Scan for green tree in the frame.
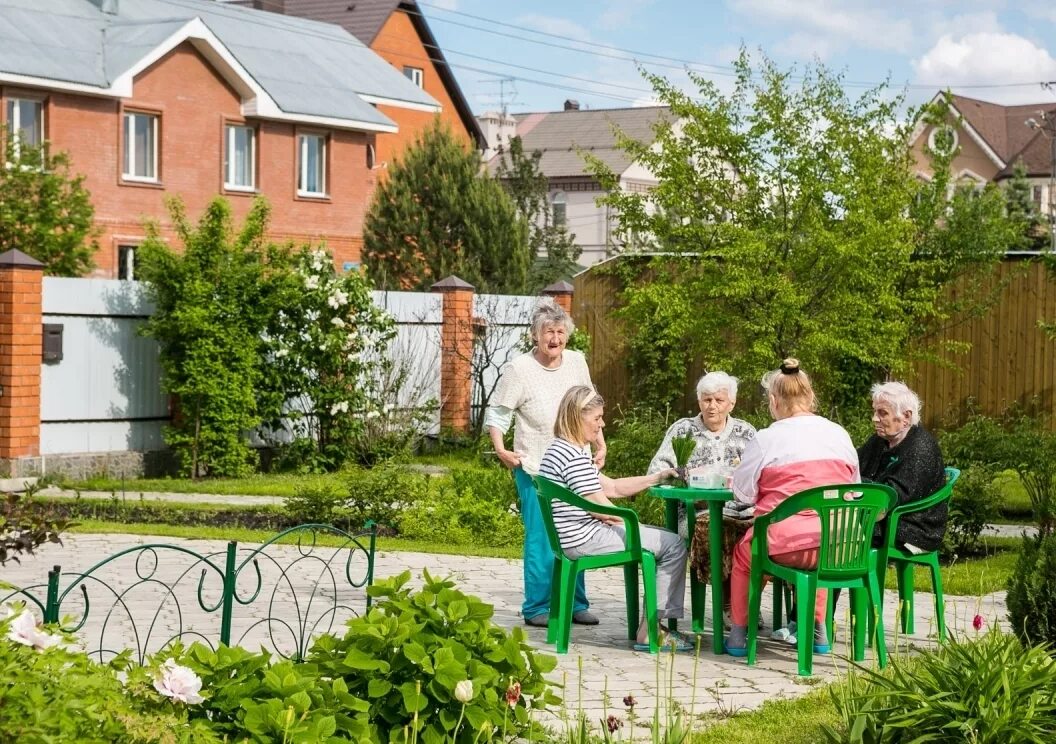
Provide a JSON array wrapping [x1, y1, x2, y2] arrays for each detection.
[[0, 134, 97, 275], [363, 119, 532, 293], [588, 55, 1013, 413], [494, 136, 583, 290], [138, 197, 286, 477], [1005, 158, 1048, 252]]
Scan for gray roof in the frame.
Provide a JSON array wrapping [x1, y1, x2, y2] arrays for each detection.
[[488, 106, 671, 178], [0, 0, 440, 130]]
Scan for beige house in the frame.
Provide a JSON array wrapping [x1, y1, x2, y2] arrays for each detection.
[[911, 93, 1056, 232], [481, 102, 670, 266]]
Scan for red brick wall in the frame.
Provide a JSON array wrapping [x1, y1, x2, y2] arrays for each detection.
[[370, 10, 475, 168], [2, 41, 376, 276], [0, 262, 42, 459]]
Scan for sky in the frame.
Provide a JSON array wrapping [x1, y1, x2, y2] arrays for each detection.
[[415, 0, 1056, 115]]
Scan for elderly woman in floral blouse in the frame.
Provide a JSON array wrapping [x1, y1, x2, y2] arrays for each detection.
[[648, 372, 756, 622]]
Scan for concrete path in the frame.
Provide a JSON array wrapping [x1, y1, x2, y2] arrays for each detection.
[[1, 532, 1007, 734]]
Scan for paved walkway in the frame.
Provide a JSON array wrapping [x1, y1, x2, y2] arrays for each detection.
[[1, 531, 1007, 732]]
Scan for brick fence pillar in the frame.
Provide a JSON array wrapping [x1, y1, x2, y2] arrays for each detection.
[[541, 280, 574, 313], [0, 249, 44, 477], [432, 275, 475, 433]]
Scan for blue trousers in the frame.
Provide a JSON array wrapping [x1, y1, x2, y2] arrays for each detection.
[[515, 467, 589, 619]]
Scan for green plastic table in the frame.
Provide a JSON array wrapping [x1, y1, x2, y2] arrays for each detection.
[[648, 484, 732, 655]]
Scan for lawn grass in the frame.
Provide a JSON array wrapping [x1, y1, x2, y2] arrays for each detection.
[[58, 472, 346, 498], [692, 688, 838, 743], [881, 536, 1020, 596], [68, 520, 522, 560], [992, 469, 1035, 519]]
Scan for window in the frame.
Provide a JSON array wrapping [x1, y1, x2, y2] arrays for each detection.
[[298, 133, 326, 196], [117, 245, 137, 281], [5, 98, 43, 156], [1034, 185, 1044, 209], [122, 111, 158, 181], [403, 66, 424, 88], [551, 191, 567, 227], [927, 125, 958, 155], [224, 123, 256, 190]]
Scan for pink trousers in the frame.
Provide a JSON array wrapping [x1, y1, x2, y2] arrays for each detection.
[[729, 515, 825, 627]]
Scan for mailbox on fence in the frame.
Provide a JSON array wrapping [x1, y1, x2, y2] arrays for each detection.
[[42, 323, 63, 363]]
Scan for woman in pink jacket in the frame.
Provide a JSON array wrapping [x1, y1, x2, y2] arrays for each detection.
[[723, 359, 859, 656]]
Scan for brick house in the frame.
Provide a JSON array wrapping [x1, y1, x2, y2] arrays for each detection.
[[0, 0, 440, 277], [235, 0, 484, 167]]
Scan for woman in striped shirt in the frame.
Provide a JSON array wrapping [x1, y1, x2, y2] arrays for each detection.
[[538, 385, 689, 651]]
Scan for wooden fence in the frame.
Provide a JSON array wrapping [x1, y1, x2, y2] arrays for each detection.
[[574, 257, 1056, 428]]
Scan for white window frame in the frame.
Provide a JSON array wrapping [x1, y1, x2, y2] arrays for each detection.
[[403, 66, 424, 88], [224, 123, 256, 191], [927, 125, 958, 155], [297, 132, 327, 197], [551, 191, 567, 227], [122, 111, 159, 182], [5, 97, 44, 158]]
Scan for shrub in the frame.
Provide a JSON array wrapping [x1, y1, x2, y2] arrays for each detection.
[[284, 482, 347, 526], [824, 629, 1056, 743], [344, 464, 430, 531], [0, 611, 219, 743], [1007, 533, 1056, 648], [603, 405, 672, 479], [309, 570, 560, 742], [942, 465, 1001, 558], [397, 480, 522, 548]]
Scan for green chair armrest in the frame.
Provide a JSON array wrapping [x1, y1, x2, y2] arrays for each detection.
[[883, 467, 959, 551], [534, 476, 643, 553]]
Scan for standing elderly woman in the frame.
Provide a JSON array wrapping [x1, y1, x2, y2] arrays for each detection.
[[724, 359, 859, 657], [485, 297, 604, 628], [538, 386, 688, 650], [859, 382, 947, 552], [648, 372, 756, 623]]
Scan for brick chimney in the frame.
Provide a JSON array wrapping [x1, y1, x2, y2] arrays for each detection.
[[563, 99, 580, 111]]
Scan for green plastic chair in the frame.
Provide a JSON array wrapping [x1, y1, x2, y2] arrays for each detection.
[[876, 467, 960, 640], [746, 483, 897, 677], [533, 476, 660, 654]]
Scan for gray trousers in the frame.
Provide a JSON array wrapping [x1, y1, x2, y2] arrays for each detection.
[[565, 524, 687, 620]]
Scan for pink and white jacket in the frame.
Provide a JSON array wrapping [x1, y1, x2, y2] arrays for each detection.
[[731, 414, 860, 552]]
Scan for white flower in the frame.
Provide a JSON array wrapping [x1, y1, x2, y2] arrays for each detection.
[[304, 274, 320, 290], [275, 348, 289, 358], [330, 401, 349, 416], [365, 410, 381, 420], [154, 658, 204, 704], [454, 680, 474, 704], [5, 606, 62, 651], [331, 317, 346, 328]]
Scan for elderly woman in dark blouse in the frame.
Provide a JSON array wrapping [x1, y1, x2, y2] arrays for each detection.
[[860, 381, 947, 552]]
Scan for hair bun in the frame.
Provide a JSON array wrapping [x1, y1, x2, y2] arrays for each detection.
[[779, 358, 800, 375]]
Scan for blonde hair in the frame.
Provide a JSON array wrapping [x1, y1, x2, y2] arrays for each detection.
[[767, 358, 816, 417], [554, 385, 604, 444]]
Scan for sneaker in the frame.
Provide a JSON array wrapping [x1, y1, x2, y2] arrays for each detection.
[[524, 613, 549, 628]]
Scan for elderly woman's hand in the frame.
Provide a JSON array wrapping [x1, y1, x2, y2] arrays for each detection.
[[496, 448, 525, 470]]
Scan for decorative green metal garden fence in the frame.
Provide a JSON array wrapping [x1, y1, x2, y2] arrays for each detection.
[[2, 523, 376, 664]]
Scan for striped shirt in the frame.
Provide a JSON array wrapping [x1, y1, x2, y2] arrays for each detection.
[[538, 438, 604, 550]]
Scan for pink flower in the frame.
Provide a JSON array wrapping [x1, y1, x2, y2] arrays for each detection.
[[973, 614, 984, 631], [623, 694, 636, 709], [607, 714, 623, 733], [154, 658, 204, 704]]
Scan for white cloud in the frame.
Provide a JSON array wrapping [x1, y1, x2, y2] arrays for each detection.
[[913, 32, 1056, 103], [728, 0, 914, 54], [514, 14, 593, 43]]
